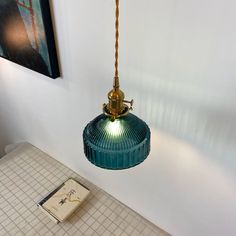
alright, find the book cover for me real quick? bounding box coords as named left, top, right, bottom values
left=38, top=178, right=90, bottom=222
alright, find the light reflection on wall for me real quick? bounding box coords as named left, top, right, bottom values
left=121, top=70, right=236, bottom=175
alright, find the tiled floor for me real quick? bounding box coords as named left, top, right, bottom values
left=0, top=143, right=170, bottom=236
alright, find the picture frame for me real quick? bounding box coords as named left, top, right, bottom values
left=0, top=0, right=60, bottom=79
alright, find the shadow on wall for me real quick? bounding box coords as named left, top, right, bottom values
left=123, top=70, right=236, bottom=177
left=0, top=131, right=8, bottom=157
left=0, top=82, right=9, bottom=157
left=0, top=69, right=20, bottom=157
left=0, top=144, right=5, bottom=157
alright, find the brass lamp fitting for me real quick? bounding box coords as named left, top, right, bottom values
left=103, top=0, right=133, bottom=121
left=103, top=77, right=133, bottom=121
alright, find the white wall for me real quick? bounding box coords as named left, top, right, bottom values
left=0, top=0, right=236, bottom=235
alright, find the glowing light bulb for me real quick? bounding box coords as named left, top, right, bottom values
left=105, top=120, right=123, bottom=136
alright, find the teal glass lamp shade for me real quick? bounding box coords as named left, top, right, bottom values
left=83, top=113, right=151, bottom=170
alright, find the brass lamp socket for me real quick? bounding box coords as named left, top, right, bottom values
left=103, top=77, right=133, bottom=121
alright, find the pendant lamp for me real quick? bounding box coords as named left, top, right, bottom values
left=83, top=0, right=151, bottom=170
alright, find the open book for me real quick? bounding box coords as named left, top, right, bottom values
left=37, top=178, right=90, bottom=223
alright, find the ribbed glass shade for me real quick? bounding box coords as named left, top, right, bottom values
left=83, top=113, right=150, bottom=170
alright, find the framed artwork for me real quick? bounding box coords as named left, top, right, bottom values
left=0, top=0, right=60, bottom=79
